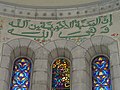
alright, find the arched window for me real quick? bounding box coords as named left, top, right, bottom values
left=10, top=58, right=32, bottom=90
left=92, top=55, right=111, bottom=90
left=52, top=58, right=70, bottom=90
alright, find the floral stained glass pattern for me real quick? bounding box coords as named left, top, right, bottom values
left=52, top=58, right=70, bottom=90
left=10, top=58, right=32, bottom=90
left=92, top=55, right=111, bottom=90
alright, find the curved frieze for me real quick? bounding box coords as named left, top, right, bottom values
left=0, top=0, right=119, bottom=19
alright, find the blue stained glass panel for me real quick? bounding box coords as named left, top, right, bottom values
left=52, top=58, right=70, bottom=90
left=10, top=58, right=32, bottom=90
left=92, top=55, right=111, bottom=90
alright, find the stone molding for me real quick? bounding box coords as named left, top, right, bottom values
left=0, top=0, right=119, bottom=19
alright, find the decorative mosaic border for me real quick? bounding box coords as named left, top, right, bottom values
left=0, top=0, right=120, bottom=19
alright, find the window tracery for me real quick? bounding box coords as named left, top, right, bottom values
left=92, top=55, right=111, bottom=90
left=52, top=58, right=70, bottom=90
left=10, top=58, right=32, bottom=90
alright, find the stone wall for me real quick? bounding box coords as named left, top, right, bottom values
left=0, top=9, right=120, bottom=90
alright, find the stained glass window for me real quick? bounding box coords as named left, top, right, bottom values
left=92, top=55, right=111, bottom=90
left=10, top=58, right=32, bottom=90
left=52, top=58, right=70, bottom=90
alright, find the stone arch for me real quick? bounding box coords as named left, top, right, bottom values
left=0, top=38, right=42, bottom=90
left=0, top=36, right=118, bottom=90
left=34, top=39, right=86, bottom=90
left=74, top=35, right=119, bottom=90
